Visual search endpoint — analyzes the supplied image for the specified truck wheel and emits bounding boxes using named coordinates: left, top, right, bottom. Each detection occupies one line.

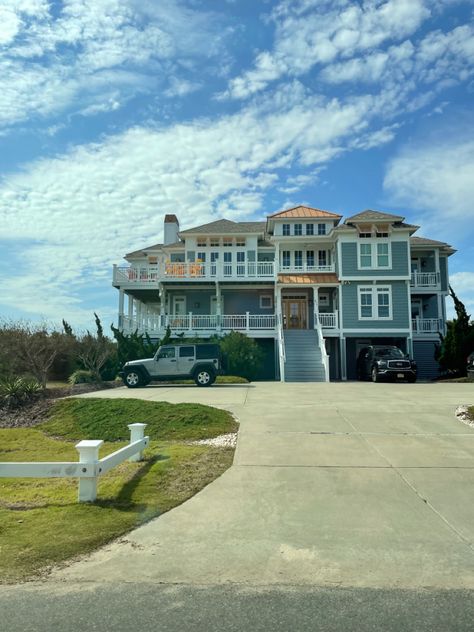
left=194, top=369, right=214, bottom=387
left=123, top=370, right=144, bottom=388
left=371, top=366, right=379, bottom=383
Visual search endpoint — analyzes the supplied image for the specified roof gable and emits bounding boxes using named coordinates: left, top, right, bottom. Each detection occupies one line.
left=268, top=205, right=342, bottom=220
left=179, top=219, right=266, bottom=235
left=345, top=209, right=405, bottom=223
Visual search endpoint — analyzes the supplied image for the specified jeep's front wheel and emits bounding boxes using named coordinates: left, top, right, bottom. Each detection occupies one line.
left=123, top=369, right=144, bottom=388
left=194, top=369, right=214, bottom=387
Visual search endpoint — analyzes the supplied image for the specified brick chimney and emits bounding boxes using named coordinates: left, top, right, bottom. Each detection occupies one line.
left=164, top=214, right=179, bottom=245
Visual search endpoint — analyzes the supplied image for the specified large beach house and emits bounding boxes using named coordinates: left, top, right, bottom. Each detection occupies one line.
left=112, top=206, right=455, bottom=381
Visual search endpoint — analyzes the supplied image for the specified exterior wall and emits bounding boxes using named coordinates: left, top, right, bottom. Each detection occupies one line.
left=439, top=256, right=448, bottom=291
left=411, top=250, right=436, bottom=272
left=222, top=289, right=274, bottom=315
left=341, top=241, right=409, bottom=277
left=413, top=340, right=440, bottom=380
left=166, top=289, right=214, bottom=314
left=341, top=281, right=410, bottom=329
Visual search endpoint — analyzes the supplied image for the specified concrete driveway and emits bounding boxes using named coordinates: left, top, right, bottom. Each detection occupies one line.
left=55, top=381, right=474, bottom=589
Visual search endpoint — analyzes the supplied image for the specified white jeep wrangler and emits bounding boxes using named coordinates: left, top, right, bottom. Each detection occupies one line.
left=120, top=343, right=224, bottom=388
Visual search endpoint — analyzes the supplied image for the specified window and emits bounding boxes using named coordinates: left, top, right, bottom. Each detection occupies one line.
left=179, top=346, right=194, bottom=358
left=360, top=243, right=372, bottom=268
left=223, top=251, right=232, bottom=276
left=282, top=251, right=290, bottom=267
left=197, top=238, right=207, bottom=247
left=260, top=295, right=273, bottom=309
left=158, top=347, right=175, bottom=359
left=283, top=224, right=290, bottom=236
left=358, top=286, right=392, bottom=320
left=210, top=238, right=219, bottom=247
left=306, top=224, right=314, bottom=235
left=223, top=252, right=232, bottom=262
left=359, top=232, right=372, bottom=239
left=317, top=223, right=326, bottom=235
left=318, top=250, right=327, bottom=267
left=376, top=231, right=388, bottom=238
left=210, top=252, right=219, bottom=262
left=377, top=243, right=389, bottom=267
left=236, top=238, right=245, bottom=247
left=236, top=251, right=245, bottom=275
left=306, top=250, right=315, bottom=267
left=294, top=224, right=302, bottom=236
left=197, top=252, right=206, bottom=262
left=223, top=237, right=233, bottom=247
left=294, top=250, right=303, bottom=267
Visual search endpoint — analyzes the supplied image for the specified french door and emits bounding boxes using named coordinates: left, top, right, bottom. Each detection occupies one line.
left=282, top=297, right=308, bottom=329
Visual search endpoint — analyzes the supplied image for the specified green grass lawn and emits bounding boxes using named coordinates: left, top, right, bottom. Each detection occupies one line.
left=0, top=398, right=237, bottom=583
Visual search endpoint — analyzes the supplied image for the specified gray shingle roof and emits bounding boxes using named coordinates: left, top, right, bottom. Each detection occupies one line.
left=410, top=236, right=453, bottom=248
left=345, top=209, right=405, bottom=223
left=179, top=219, right=266, bottom=235
left=125, top=243, right=163, bottom=257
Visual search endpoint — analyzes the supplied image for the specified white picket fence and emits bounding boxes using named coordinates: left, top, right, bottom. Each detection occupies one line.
left=0, top=423, right=149, bottom=503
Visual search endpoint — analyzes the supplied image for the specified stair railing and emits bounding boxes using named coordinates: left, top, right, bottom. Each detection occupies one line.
left=277, top=312, right=286, bottom=382
left=314, top=306, right=330, bottom=383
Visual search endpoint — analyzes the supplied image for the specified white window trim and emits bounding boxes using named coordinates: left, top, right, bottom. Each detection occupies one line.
left=259, top=295, right=273, bottom=309
left=357, top=239, right=392, bottom=270
left=358, top=286, right=393, bottom=321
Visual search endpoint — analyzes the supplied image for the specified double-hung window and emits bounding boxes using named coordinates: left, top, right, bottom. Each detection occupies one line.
left=306, top=224, right=314, bottom=235
left=306, top=250, right=315, bottom=268
left=317, top=223, right=326, bottom=235
left=236, top=251, right=245, bottom=276
left=318, top=250, right=327, bottom=267
left=294, top=224, right=302, bottom=236
left=358, top=286, right=392, bottom=320
left=294, top=251, right=303, bottom=268
left=282, top=251, right=290, bottom=268
left=223, top=251, right=232, bottom=276
left=359, top=243, right=372, bottom=268
left=283, top=224, right=290, bottom=236
left=377, top=243, right=389, bottom=267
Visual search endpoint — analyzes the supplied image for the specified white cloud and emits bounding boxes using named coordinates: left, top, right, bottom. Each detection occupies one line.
left=222, top=0, right=431, bottom=99
left=0, top=85, right=394, bottom=324
left=0, top=0, right=227, bottom=129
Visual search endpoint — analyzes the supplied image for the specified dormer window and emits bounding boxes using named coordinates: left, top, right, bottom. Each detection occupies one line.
left=317, top=224, right=326, bottom=235
left=236, top=238, right=246, bottom=246
left=283, top=224, right=290, bottom=236
left=376, top=231, right=388, bottom=238
left=197, top=238, right=207, bottom=247
left=294, top=224, right=302, bottom=236
left=210, top=238, right=219, bottom=247
left=359, top=232, right=372, bottom=239
left=223, top=237, right=233, bottom=247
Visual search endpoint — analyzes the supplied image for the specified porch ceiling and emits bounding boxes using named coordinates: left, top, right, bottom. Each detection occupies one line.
left=278, top=273, right=340, bottom=284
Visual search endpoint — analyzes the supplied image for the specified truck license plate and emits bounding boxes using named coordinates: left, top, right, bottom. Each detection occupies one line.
left=397, top=373, right=404, bottom=378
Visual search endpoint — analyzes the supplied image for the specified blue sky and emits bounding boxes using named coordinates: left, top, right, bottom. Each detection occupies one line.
left=0, top=0, right=473, bottom=330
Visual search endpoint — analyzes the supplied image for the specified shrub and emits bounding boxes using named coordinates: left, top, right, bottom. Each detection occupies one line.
left=219, top=331, right=264, bottom=381
left=68, top=370, right=96, bottom=385
left=0, top=377, right=41, bottom=409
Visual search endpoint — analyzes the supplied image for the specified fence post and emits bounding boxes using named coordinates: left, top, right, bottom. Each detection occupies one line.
left=246, top=311, right=250, bottom=333
left=128, top=423, right=147, bottom=462
left=75, top=440, right=103, bottom=502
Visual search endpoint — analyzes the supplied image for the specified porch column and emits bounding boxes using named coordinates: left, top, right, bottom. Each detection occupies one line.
left=128, top=295, right=134, bottom=320
left=136, top=300, right=142, bottom=332
left=159, top=284, right=166, bottom=330
left=340, top=335, right=347, bottom=381
left=434, top=248, right=440, bottom=280
left=274, top=242, right=280, bottom=277
left=118, top=289, right=124, bottom=329
left=312, top=285, right=319, bottom=329
left=215, top=282, right=222, bottom=331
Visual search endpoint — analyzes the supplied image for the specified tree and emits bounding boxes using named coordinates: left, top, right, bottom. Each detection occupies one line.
left=110, top=325, right=171, bottom=367
left=219, top=331, right=264, bottom=381
left=437, top=286, right=474, bottom=375
left=76, top=332, right=114, bottom=381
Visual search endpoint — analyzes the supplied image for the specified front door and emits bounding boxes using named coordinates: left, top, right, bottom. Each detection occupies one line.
left=282, top=297, right=307, bottom=329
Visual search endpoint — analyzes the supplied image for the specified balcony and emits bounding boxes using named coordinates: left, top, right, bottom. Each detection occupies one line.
left=121, top=313, right=276, bottom=337
left=412, top=318, right=443, bottom=335
left=317, top=312, right=338, bottom=329
left=113, top=262, right=275, bottom=286
left=410, top=272, right=440, bottom=289
left=280, top=263, right=335, bottom=274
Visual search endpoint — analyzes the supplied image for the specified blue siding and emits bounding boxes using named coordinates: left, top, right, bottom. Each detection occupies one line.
left=341, top=241, right=409, bottom=276
left=413, top=340, right=440, bottom=380
left=223, top=290, right=274, bottom=315
left=342, top=281, right=409, bottom=329
left=439, top=257, right=448, bottom=291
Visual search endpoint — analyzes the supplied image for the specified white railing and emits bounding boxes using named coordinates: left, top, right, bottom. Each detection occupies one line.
left=163, top=261, right=275, bottom=280
left=114, top=266, right=159, bottom=284
left=279, top=263, right=335, bottom=273
left=412, top=318, right=443, bottom=334
left=0, top=424, right=149, bottom=503
left=318, top=312, right=338, bottom=329
left=314, top=308, right=330, bottom=382
left=276, top=312, right=286, bottom=382
left=410, top=272, right=440, bottom=288
left=122, top=313, right=276, bottom=334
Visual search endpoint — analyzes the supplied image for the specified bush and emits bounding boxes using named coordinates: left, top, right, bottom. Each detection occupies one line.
left=0, top=377, right=42, bottom=409
left=219, top=331, right=264, bottom=381
left=68, top=370, right=97, bottom=385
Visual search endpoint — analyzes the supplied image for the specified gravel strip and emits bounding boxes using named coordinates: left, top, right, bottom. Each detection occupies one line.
left=455, top=405, right=474, bottom=428
left=191, top=433, right=238, bottom=448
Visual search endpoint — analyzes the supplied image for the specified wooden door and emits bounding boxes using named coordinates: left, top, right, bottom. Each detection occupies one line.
left=282, top=298, right=307, bottom=329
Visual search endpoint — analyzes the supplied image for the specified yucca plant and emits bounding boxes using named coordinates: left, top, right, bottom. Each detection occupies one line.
left=0, top=377, right=41, bottom=408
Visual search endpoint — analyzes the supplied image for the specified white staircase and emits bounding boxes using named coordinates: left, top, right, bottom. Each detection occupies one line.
left=282, top=330, right=328, bottom=382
